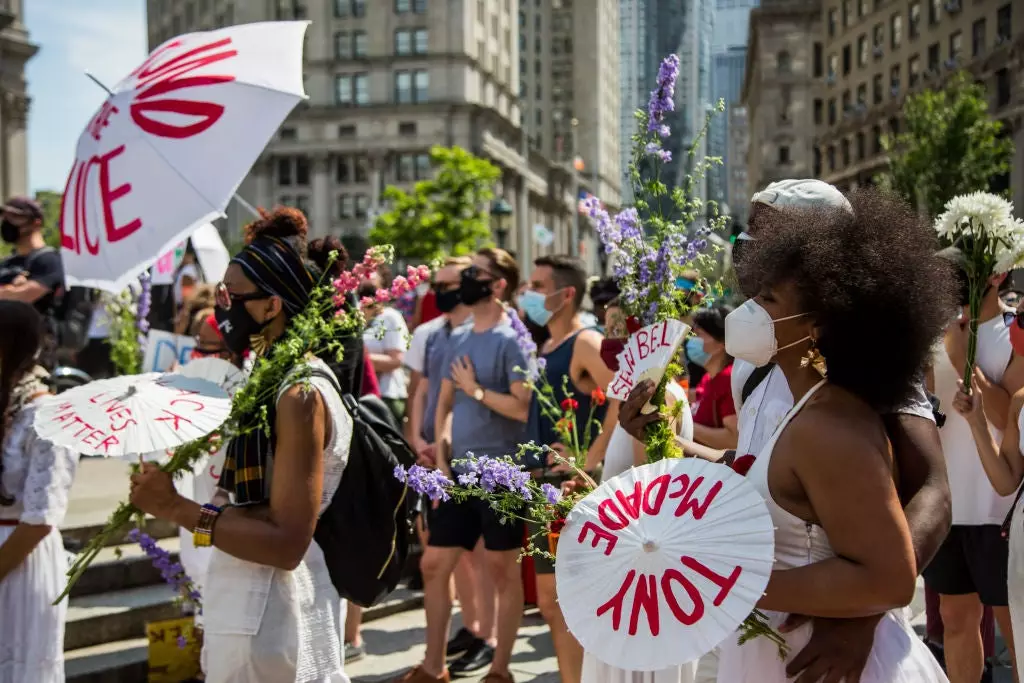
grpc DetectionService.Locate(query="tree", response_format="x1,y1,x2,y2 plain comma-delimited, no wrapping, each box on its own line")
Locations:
369,146,501,262
879,71,1013,221
35,190,64,249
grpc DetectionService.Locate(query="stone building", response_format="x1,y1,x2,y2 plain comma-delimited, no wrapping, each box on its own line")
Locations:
147,0,613,272
0,0,38,199
814,0,1024,210
742,0,822,193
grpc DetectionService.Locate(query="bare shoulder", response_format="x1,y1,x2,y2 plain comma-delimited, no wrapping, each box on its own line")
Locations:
575,328,603,349
1012,387,1024,416
277,381,326,421
779,387,890,469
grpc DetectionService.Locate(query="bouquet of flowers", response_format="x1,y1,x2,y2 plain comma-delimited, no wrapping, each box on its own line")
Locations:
935,191,1024,389
107,271,152,376
57,245,430,602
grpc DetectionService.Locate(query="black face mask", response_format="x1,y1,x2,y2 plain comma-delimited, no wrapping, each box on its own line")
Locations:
215,304,269,356
459,271,493,306
1,220,21,244
435,288,461,313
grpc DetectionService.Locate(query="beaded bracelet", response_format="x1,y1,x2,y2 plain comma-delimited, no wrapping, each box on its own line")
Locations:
192,503,222,548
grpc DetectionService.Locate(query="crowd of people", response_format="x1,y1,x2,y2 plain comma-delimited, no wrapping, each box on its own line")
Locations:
1,176,1024,683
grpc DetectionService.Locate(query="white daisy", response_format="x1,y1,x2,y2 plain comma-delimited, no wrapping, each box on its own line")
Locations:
934,191,1017,241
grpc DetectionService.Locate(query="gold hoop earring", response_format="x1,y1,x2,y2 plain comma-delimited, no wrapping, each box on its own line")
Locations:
801,338,827,378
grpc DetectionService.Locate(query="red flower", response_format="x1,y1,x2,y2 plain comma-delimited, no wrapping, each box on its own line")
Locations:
550,517,566,534
555,418,572,434
591,387,607,406
599,338,625,372
625,316,643,334
731,454,756,476
561,398,579,412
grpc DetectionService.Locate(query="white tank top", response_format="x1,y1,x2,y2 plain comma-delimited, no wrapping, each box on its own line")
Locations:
933,314,1015,525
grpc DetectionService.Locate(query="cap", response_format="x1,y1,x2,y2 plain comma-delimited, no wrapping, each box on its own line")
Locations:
750,179,854,216
2,196,43,220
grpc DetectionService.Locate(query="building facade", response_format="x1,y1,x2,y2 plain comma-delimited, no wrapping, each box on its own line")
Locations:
0,0,38,199
814,0,1024,211
619,0,649,203
147,0,604,272
742,0,821,192
727,104,751,225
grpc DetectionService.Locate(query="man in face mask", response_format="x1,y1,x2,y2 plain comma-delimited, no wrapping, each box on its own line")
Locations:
0,197,65,369
618,178,954,683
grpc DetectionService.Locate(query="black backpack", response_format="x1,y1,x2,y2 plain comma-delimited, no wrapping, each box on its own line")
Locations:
310,369,418,607
741,363,776,404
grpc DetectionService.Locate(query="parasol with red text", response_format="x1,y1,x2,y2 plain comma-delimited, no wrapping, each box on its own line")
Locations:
554,457,775,671
60,21,309,292
33,373,230,457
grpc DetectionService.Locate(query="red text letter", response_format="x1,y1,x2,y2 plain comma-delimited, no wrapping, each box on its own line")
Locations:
628,573,661,636
577,520,619,556
670,475,723,520
681,556,742,607
596,570,635,630
98,145,143,243
661,569,704,626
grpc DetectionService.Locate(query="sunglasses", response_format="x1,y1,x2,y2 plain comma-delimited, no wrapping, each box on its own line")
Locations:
215,282,271,310
463,265,497,281
1003,310,1024,329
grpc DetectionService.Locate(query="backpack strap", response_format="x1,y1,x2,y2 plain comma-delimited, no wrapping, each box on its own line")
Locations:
741,363,775,405
308,366,345,401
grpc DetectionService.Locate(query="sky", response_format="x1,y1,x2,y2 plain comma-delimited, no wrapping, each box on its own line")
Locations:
24,0,148,193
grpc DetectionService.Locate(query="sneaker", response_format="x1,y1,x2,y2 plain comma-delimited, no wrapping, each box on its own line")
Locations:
448,640,495,677
446,627,477,657
344,641,365,663
390,666,450,683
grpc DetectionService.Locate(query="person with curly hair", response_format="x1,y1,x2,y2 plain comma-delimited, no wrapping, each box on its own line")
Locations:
128,207,355,683
704,186,952,680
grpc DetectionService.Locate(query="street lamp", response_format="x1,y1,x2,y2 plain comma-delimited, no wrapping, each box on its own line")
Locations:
491,198,513,250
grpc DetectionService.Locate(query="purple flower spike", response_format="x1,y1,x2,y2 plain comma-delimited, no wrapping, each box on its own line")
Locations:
541,483,562,505
394,464,454,502
648,54,680,134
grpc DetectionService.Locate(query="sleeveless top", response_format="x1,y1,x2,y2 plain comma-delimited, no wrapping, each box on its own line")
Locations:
524,328,607,469
933,315,1016,525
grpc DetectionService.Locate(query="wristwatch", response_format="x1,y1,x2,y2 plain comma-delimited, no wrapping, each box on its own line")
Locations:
473,387,485,401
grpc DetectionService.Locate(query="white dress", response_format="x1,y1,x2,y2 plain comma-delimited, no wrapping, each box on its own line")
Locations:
1008,406,1024,677
0,402,79,683
200,360,354,683
716,382,948,682
583,383,699,683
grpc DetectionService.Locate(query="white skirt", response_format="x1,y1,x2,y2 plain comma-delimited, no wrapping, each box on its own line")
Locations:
1008,494,1024,677
716,608,948,682
581,653,697,683
0,525,67,683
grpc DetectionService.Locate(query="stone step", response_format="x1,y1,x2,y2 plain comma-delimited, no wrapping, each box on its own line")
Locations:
62,518,179,553
63,583,425,682
65,583,185,652
70,535,182,599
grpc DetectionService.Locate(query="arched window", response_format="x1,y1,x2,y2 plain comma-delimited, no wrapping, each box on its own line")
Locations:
777,51,792,73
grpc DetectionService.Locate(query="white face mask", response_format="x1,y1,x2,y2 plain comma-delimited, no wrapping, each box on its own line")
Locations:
724,299,811,367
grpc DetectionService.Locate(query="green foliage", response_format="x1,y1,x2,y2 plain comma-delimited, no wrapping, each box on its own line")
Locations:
369,146,501,261
106,290,142,376
879,71,1014,222
35,190,64,249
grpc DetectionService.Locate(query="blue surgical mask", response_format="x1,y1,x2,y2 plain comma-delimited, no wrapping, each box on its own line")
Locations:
685,336,710,367
517,290,555,326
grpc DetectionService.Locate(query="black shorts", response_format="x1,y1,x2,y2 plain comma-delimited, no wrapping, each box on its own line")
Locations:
922,524,1009,606
427,497,524,552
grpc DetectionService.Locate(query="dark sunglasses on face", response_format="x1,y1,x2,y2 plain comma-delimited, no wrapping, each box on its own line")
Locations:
463,265,496,282
1003,310,1024,329
215,282,271,310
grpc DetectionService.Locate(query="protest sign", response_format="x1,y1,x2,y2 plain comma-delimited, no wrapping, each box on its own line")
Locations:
142,330,196,373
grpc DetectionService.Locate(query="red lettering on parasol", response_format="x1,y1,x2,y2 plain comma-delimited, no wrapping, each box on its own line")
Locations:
668,474,722,520
60,145,142,254
155,410,194,431
129,37,239,139
52,403,122,453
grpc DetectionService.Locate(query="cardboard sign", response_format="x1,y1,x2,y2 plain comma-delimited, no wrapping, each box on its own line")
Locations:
147,616,200,682
143,330,197,372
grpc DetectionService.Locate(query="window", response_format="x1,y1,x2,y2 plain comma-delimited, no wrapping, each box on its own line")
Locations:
395,30,412,55
814,43,823,77
996,67,1011,107
828,53,838,79
873,23,884,48
828,98,837,125
352,0,365,16
842,44,851,74
857,35,868,66
873,73,883,102
927,42,939,71
949,31,962,61
338,124,356,137
929,0,941,24
354,156,369,183
295,157,310,185
335,75,352,105
856,83,867,104
842,89,851,112
859,0,869,17
338,195,354,219
414,71,429,101
842,0,852,26
778,146,791,165
872,124,883,153
891,14,902,48
909,2,920,39
814,98,824,124
856,131,865,160
828,8,838,36
295,196,310,217
814,147,822,176
396,154,415,181
335,32,351,59
355,195,370,218
777,51,792,73
972,18,986,57
353,31,367,58
396,0,410,11
277,158,292,186
827,145,836,171
398,121,417,136
908,54,920,87
395,71,412,103
414,0,426,12
841,138,850,165
336,156,350,184
997,4,1011,41
890,116,900,135
890,64,901,94
280,127,297,140
414,29,428,54
415,154,431,179
279,195,293,208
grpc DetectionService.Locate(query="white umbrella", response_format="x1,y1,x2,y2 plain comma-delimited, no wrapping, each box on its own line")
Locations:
34,373,230,457
555,457,775,671
175,356,245,397
60,21,309,292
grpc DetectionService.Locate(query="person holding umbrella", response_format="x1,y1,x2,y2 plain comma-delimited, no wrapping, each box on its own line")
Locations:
128,208,355,682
